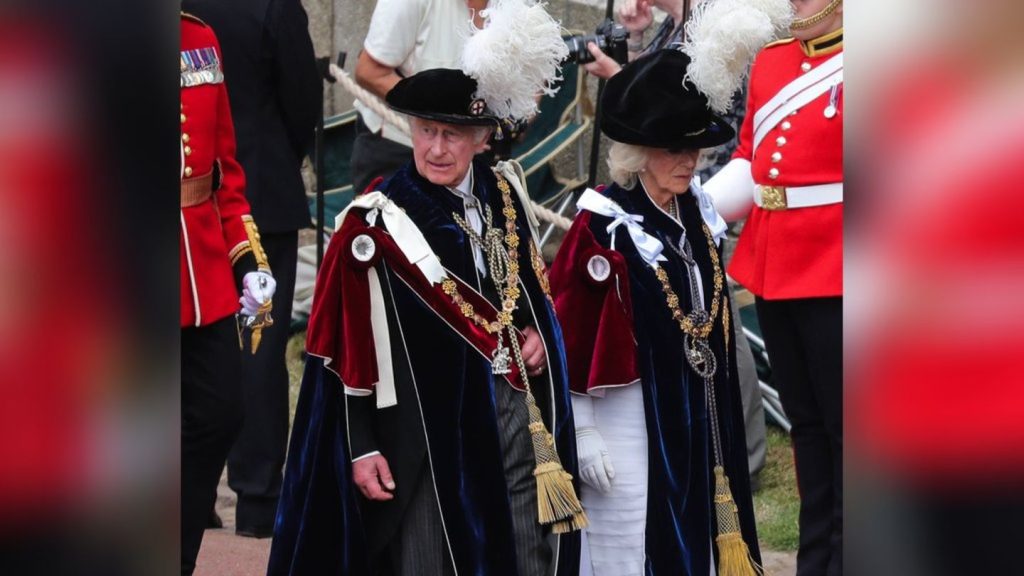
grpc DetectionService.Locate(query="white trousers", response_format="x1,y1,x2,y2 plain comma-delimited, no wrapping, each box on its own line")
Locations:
579,384,648,576
577,383,718,576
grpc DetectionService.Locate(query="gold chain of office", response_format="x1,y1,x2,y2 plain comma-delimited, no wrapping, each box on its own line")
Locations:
442,177,522,335
790,0,842,31
653,221,726,341
443,175,588,533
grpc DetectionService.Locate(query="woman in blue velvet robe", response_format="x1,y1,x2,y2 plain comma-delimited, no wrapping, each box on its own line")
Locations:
549,50,760,575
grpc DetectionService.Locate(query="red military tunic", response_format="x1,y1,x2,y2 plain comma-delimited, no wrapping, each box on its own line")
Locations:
728,29,843,300
180,13,268,327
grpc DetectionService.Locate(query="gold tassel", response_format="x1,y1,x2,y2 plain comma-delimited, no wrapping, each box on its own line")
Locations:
713,465,763,576
247,300,274,354
526,396,588,533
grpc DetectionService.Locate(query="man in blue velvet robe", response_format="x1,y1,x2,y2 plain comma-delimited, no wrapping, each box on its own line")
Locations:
267,68,582,576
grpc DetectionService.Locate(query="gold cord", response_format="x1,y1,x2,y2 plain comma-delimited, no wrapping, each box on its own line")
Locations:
790,0,842,31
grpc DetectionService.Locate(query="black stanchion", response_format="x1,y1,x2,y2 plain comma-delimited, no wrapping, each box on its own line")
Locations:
586,77,606,188
585,0,616,188
314,52,346,269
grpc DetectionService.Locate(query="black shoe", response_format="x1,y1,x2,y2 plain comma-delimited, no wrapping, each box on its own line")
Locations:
235,496,278,538
208,509,223,529
235,524,274,539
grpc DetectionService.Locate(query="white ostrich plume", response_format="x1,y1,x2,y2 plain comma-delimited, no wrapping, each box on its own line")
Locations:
682,0,794,114
461,0,569,122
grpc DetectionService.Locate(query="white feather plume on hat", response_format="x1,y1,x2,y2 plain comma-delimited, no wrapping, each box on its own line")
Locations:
460,0,568,122
681,0,794,114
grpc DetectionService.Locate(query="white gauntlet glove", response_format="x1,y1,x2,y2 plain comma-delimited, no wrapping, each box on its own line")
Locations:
240,271,276,317
576,426,615,494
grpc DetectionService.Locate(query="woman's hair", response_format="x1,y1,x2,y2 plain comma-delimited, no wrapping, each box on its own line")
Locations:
607,142,649,189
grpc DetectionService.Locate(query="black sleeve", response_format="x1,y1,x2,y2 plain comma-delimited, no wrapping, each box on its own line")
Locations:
346,393,380,460
232,251,259,292
267,0,322,160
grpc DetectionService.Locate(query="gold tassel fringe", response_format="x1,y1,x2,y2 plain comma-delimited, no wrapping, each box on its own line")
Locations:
713,465,763,576
527,398,588,533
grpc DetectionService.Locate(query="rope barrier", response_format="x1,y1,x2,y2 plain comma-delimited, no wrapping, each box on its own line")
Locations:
328,63,572,232
328,63,410,136
530,201,573,231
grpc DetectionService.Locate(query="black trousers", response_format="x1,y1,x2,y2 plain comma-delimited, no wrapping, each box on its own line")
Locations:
182,316,244,575
227,231,298,530
756,296,843,576
351,118,412,197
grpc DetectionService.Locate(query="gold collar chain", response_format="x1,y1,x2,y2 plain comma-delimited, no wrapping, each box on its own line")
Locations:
654,220,724,340
442,175,588,533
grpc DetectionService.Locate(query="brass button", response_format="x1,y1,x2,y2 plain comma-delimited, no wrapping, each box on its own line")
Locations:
776,136,787,147
801,62,812,72
184,166,193,177
182,133,190,143
184,146,192,156
781,121,792,131
180,113,187,124
768,167,779,179
771,152,782,162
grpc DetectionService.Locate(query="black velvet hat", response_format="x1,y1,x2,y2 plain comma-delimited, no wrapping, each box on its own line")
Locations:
386,68,499,126
601,49,735,149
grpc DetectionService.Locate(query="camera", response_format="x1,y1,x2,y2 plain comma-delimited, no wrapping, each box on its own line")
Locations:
563,19,629,66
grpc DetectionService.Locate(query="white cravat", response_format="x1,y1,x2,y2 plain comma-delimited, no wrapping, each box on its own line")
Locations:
448,169,487,277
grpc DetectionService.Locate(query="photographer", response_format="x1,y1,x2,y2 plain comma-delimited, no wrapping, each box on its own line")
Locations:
350,0,489,196
582,0,686,79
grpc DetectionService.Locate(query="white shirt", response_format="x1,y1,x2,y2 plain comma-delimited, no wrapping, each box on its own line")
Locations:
446,169,487,276
358,0,479,147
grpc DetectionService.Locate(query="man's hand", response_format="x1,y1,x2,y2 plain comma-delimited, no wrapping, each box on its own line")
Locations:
582,43,623,80
240,271,276,317
521,326,547,377
618,0,654,34
352,453,396,501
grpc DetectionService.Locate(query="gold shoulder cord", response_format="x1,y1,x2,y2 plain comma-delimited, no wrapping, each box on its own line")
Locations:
241,215,273,354
446,175,587,533
242,215,271,271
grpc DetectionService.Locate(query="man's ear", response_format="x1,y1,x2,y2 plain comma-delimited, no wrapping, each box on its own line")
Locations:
475,127,494,153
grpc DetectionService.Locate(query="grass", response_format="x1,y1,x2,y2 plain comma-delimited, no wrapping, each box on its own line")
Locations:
286,331,307,423
285,329,799,552
754,426,801,551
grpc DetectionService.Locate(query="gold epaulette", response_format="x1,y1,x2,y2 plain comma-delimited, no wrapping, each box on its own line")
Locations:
763,37,796,50
181,12,208,27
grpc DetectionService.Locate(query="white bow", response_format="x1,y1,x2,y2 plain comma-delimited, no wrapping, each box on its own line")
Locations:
334,191,447,285
690,176,727,247
333,191,451,410
577,188,667,267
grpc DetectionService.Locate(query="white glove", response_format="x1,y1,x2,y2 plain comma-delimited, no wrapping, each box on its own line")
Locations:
240,271,276,317
576,426,615,494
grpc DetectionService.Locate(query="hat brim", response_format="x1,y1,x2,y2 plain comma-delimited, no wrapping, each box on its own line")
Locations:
391,106,499,127
603,114,735,150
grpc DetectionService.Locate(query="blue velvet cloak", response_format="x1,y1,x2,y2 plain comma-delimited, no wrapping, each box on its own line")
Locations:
580,183,760,574
267,159,581,576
